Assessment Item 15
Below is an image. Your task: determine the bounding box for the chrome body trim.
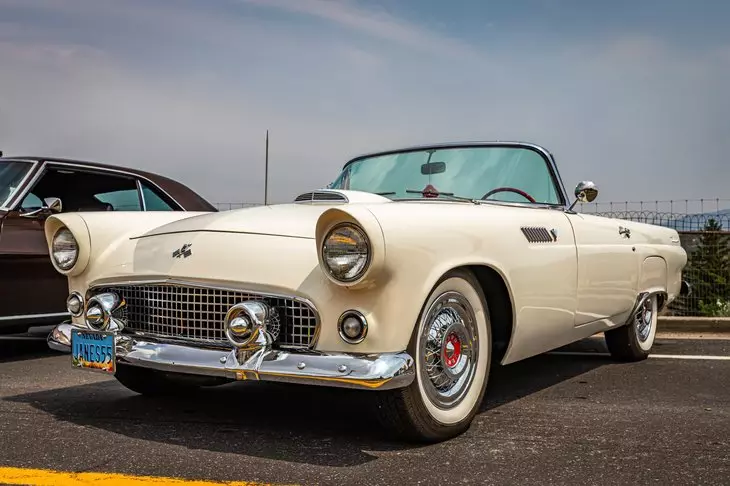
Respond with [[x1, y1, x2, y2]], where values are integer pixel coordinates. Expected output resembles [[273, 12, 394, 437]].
[[86, 278, 321, 349], [48, 322, 415, 391], [294, 190, 349, 204]]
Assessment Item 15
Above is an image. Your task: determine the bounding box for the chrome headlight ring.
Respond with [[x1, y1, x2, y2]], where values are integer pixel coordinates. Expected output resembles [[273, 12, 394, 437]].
[[321, 222, 371, 283], [51, 227, 79, 271]]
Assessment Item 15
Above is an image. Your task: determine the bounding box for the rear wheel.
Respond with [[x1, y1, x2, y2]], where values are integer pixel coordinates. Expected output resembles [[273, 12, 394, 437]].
[[605, 294, 658, 362], [114, 364, 230, 396], [373, 269, 492, 442]]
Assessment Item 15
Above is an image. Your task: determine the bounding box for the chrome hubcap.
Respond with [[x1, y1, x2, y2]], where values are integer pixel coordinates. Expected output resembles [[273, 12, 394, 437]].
[[636, 297, 654, 343], [419, 291, 478, 409]]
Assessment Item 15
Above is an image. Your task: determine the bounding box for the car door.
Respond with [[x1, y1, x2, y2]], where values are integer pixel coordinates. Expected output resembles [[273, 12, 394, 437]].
[[0, 205, 68, 326], [497, 206, 580, 363], [565, 212, 639, 326], [0, 163, 145, 328]]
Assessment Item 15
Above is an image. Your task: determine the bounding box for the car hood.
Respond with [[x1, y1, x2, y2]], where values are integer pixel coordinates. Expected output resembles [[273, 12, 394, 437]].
[[138, 190, 391, 239]]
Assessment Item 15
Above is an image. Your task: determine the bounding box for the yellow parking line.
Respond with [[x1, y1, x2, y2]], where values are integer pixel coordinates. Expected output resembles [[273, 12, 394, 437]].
[[0, 467, 288, 486]]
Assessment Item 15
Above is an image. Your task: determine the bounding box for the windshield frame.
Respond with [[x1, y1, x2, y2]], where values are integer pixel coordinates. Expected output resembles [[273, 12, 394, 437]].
[[338, 141, 570, 208], [0, 158, 39, 210]]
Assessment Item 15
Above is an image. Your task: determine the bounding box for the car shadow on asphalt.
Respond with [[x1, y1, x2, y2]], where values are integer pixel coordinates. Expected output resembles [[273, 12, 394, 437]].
[[3, 345, 613, 468], [0, 338, 56, 363]]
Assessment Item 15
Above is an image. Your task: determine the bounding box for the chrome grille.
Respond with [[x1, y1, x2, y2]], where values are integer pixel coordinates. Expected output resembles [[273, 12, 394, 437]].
[[93, 284, 318, 349]]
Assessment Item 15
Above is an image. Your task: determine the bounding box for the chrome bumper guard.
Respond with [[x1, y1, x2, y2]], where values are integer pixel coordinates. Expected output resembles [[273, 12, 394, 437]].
[[48, 323, 415, 391]]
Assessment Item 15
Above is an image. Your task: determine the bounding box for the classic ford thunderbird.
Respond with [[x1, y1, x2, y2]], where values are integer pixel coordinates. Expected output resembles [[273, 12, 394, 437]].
[[46, 142, 689, 442]]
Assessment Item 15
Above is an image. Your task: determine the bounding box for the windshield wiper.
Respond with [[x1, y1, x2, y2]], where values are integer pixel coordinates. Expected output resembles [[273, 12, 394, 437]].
[[375, 189, 481, 204], [405, 189, 480, 204]]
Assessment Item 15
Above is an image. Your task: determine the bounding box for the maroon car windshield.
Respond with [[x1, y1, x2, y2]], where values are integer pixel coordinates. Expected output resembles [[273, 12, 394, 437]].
[[0, 160, 34, 208]]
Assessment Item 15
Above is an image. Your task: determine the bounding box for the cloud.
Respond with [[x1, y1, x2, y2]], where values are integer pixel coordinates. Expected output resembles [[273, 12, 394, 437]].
[[238, 0, 479, 59], [0, 1, 728, 207]]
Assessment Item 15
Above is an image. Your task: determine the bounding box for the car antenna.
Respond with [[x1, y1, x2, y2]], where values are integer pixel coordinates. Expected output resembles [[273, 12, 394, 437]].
[[264, 129, 269, 206]]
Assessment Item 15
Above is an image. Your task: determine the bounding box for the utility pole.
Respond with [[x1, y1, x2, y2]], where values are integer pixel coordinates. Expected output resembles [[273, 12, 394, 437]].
[[264, 130, 269, 205]]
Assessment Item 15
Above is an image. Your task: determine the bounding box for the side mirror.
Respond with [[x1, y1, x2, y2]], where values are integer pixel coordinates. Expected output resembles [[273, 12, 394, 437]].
[[44, 197, 63, 213], [568, 181, 598, 211], [19, 197, 63, 218]]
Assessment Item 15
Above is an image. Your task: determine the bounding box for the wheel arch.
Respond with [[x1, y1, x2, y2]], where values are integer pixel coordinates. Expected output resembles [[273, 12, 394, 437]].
[[468, 265, 515, 363], [639, 255, 669, 312], [431, 263, 515, 364]]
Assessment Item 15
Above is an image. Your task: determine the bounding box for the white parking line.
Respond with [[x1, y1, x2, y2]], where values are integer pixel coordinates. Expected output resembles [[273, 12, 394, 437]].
[[548, 351, 730, 360], [648, 354, 730, 361]]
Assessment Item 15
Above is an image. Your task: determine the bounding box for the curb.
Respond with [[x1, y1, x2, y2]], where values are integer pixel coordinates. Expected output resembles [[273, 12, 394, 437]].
[[658, 317, 730, 333]]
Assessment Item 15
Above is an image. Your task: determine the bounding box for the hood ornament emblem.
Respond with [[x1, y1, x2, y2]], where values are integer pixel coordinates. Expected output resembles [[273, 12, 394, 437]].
[[172, 243, 192, 259]]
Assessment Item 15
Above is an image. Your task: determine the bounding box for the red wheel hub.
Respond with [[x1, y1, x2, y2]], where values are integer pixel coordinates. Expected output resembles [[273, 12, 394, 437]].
[[443, 332, 462, 368]]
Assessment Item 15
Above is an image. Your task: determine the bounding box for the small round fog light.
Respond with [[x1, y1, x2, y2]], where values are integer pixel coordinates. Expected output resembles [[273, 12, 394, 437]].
[[66, 292, 84, 317], [338, 311, 367, 344]]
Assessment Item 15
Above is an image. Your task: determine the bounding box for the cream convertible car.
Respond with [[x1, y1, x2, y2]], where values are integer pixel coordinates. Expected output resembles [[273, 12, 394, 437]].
[[46, 142, 689, 442]]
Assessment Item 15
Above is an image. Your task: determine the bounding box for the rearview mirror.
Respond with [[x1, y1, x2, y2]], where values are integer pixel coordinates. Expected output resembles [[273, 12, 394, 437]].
[[421, 161, 446, 175], [568, 181, 598, 211]]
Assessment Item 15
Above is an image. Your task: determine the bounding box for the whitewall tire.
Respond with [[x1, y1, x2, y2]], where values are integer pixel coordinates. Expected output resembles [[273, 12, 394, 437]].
[[605, 293, 658, 362], [374, 268, 492, 442]]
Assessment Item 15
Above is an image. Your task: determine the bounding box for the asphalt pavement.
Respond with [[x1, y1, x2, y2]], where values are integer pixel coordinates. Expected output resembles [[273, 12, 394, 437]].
[[0, 334, 728, 485]]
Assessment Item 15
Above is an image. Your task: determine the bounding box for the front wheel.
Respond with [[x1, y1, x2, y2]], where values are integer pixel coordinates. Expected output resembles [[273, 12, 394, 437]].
[[605, 294, 658, 362], [373, 269, 492, 442]]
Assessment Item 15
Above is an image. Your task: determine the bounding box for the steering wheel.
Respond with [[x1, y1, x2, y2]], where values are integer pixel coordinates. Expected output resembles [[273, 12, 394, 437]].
[[481, 187, 536, 203]]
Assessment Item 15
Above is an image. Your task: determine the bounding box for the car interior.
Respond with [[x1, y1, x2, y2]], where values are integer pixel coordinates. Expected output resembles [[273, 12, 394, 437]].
[[18, 166, 144, 213]]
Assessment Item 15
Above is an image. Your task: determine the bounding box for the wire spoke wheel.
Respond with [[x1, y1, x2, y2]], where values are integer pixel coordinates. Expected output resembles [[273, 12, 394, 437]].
[[418, 291, 479, 410], [635, 297, 654, 343]]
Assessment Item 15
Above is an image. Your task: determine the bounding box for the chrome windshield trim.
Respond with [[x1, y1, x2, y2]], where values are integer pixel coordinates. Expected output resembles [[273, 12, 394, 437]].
[[340, 141, 570, 208], [136, 179, 147, 211], [0, 158, 40, 210]]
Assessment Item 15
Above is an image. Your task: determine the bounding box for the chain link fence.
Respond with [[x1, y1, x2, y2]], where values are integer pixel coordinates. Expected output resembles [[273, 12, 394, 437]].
[[584, 199, 730, 317], [214, 198, 730, 317]]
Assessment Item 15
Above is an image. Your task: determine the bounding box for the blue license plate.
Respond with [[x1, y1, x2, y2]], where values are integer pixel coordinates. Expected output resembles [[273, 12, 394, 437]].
[[70, 330, 116, 374]]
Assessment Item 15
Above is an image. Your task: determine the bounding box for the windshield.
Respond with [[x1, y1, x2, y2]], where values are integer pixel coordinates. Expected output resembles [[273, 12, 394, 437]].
[[0, 160, 33, 208], [329, 146, 563, 205]]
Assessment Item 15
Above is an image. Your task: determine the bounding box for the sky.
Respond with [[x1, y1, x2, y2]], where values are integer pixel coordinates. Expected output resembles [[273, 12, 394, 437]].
[[1, 0, 729, 206]]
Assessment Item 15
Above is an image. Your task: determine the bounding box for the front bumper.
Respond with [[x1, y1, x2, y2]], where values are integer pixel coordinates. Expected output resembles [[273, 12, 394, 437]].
[[48, 323, 415, 391]]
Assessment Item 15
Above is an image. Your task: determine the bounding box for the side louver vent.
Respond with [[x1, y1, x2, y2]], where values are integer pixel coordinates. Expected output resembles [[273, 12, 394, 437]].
[[294, 191, 349, 203], [521, 226, 556, 243]]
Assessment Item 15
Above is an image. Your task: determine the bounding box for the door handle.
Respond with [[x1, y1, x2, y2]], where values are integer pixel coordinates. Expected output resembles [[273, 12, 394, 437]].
[[619, 226, 631, 238]]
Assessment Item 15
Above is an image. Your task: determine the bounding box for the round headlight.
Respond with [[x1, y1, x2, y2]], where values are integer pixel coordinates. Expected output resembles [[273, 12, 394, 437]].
[[52, 227, 79, 271], [322, 223, 370, 282]]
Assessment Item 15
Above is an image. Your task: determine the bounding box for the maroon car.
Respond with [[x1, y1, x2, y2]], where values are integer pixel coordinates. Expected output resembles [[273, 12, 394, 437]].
[[0, 155, 216, 334]]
